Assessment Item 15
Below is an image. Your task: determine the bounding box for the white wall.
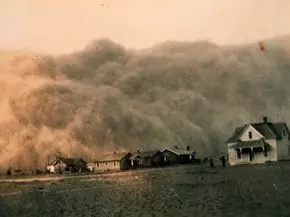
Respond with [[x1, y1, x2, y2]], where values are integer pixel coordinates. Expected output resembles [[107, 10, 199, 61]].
[[88, 164, 95, 172], [47, 165, 55, 173], [228, 143, 238, 166], [239, 125, 263, 141], [276, 137, 290, 160], [264, 139, 277, 162], [94, 161, 121, 171], [227, 139, 278, 166], [47, 161, 67, 173]]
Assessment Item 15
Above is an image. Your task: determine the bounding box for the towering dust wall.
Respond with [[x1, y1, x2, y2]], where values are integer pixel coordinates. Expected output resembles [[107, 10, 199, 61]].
[[0, 36, 290, 169]]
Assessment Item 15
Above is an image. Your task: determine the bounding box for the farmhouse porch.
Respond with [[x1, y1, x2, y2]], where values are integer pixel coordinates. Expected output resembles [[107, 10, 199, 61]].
[[230, 140, 270, 164]]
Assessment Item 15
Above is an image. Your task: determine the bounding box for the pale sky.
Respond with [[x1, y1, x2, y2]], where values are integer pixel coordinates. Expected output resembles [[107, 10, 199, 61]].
[[0, 0, 290, 54]]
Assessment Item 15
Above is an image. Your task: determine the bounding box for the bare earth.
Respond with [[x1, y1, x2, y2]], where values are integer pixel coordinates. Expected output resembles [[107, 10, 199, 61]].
[[1, 163, 290, 217]]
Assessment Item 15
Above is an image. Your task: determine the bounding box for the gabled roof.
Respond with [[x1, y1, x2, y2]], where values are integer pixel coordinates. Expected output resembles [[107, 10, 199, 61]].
[[95, 152, 131, 162], [129, 153, 142, 160], [226, 121, 289, 143], [130, 150, 161, 160], [53, 157, 87, 166], [161, 147, 192, 155], [141, 150, 161, 157], [226, 126, 248, 143]]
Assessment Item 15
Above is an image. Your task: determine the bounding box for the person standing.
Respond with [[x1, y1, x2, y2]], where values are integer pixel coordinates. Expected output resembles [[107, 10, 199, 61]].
[[209, 156, 215, 168], [220, 155, 226, 168]]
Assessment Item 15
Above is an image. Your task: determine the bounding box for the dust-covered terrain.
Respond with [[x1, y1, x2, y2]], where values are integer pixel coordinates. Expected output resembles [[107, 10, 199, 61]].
[[1, 163, 290, 217], [0, 35, 290, 169]]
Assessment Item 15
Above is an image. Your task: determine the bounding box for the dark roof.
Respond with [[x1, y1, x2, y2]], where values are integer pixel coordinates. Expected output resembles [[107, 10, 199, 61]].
[[226, 126, 246, 143], [268, 122, 290, 139], [161, 147, 192, 155], [141, 150, 161, 157], [130, 150, 161, 160], [230, 140, 271, 149], [54, 157, 87, 166], [251, 123, 276, 139], [95, 152, 131, 162], [226, 121, 289, 143]]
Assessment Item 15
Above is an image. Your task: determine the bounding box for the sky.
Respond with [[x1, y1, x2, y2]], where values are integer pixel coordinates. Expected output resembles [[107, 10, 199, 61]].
[[0, 0, 290, 54]]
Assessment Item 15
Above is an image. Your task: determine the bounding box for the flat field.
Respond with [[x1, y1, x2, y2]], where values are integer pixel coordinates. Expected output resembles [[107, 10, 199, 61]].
[[1, 163, 290, 217]]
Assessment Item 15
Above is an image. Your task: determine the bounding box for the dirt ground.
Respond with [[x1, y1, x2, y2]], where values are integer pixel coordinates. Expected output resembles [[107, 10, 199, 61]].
[[1, 163, 290, 217]]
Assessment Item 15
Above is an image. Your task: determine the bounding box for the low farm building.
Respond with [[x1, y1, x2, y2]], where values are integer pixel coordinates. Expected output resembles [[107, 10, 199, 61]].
[[130, 150, 163, 168], [226, 116, 290, 166], [89, 152, 132, 172], [161, 146, 195, 165], [46, 157, 88, 173]]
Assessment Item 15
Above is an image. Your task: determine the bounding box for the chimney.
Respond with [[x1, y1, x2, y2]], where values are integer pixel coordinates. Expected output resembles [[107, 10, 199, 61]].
[[186, 146, 190, 151], [263, 116, 268, 123]]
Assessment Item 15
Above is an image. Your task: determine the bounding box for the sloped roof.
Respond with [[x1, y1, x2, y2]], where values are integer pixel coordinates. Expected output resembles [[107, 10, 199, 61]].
[[268, 122, 290, 139], [230, 139, 271, 149], [141, 150, 161, 157], [251, 123, 276, 139], [161, 147, 192, 155], [226, 126, 246, 143], [226, 121, 289, 143], [95, 152, 131, 162], [130, 150, 161, 160], [53, 157, 87, 166], [129, 153, 142, 160]]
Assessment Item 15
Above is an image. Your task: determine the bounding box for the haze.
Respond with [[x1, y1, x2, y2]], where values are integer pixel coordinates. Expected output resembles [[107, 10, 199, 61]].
[[1, 0, 290, 54]]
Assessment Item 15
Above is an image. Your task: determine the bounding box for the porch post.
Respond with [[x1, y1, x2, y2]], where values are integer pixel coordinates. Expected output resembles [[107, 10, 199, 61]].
[[251, 147, 254, 161]]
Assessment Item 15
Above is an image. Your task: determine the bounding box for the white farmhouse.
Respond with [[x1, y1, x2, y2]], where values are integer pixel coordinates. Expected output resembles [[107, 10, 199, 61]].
[[226, 117, 290, 166]]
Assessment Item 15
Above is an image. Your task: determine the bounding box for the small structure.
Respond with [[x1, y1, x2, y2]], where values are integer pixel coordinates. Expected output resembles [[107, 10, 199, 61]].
[[46, 157, 88, 174], [6, 167, 26, 176], [226, 116, 290, 166], [87, 162, 96, 172], [130, 150, 163, 168], [129, 152, 143, 168], [90, 152, 132, 172], [161, 146, 194, 165]]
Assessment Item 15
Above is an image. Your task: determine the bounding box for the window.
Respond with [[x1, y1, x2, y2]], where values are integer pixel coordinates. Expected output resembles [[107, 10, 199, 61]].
[[248, 132, 252, 139], [114, 161, 116, 166], [236, 149, 241, 159], [97, 162, 99, 168]]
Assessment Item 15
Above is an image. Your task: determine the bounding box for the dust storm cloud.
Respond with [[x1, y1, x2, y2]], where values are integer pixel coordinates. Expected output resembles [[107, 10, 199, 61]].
[[0, 36, 290, 170]]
